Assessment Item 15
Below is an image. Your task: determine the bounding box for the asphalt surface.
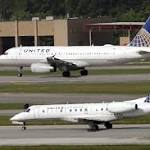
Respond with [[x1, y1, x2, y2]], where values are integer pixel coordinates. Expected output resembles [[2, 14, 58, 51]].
[[0, 93, 140, 104], [0, 124, 150, 145], [0, 74, 150, 84], [0, 66, 149, 145]]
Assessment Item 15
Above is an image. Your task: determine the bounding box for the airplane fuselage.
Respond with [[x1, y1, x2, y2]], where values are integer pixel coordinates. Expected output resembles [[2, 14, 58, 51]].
[[10, 97, 150, 123], [0, 45, 149, 67]]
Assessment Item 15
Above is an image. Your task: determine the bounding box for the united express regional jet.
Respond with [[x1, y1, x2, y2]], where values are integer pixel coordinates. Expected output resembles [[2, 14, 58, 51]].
[[0, 17, 150, 77], [10, 94, 150, 131]]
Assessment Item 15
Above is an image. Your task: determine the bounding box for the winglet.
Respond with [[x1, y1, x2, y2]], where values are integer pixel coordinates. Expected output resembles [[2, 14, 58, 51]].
[[129, 17, 150, 47]]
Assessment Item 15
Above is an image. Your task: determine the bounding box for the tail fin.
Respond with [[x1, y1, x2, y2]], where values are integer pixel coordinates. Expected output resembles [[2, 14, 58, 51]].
[[129, 17, 150, 47]]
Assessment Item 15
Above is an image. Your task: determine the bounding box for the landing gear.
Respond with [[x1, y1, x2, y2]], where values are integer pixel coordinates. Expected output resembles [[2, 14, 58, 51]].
[[104, 122, 112, 129], [80, 69, 88, 76], [62, 71, 70, 77], [17, 66, 23, 77], [88, 122, 99, 131], [53, 66, 57, 72], [22, 122, 26, 130]]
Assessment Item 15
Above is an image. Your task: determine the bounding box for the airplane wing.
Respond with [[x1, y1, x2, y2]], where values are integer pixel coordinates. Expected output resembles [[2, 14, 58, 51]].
[[61, 115, 108, 123], [47, 56, 87, 71]]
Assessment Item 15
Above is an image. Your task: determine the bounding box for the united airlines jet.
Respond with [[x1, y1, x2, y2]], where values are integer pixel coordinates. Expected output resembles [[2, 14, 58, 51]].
[[10, 94, 150, 131], [0, 17, 150, 77]]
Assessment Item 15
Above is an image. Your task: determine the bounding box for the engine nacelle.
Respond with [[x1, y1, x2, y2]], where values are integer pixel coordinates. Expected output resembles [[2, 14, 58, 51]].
[[31, 63, 54, 73], [108, 102, 138, 113]]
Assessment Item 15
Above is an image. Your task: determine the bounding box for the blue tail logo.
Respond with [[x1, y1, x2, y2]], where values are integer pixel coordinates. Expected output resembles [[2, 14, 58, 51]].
[[129, 17, 150, 47]]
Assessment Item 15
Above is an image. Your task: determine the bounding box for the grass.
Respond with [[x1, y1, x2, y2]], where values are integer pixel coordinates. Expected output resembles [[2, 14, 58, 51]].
[[0, 103, 25, 110], [0, 145, 150, 150], [0, 82, 150, 94], [1, 68, 150, 76], [114, 114, 150, 124], [89, 68, 150, 75]]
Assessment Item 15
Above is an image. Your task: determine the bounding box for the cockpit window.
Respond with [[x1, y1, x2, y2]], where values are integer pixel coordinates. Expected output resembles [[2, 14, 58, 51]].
[[25, 108, 30, 112]]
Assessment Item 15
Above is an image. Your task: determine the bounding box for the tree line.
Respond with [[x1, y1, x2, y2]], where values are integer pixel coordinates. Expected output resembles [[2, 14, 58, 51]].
[[0, 0, 149, 21]]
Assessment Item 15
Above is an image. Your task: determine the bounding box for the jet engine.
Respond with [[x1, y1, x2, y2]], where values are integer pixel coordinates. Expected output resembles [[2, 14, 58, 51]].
[[107, 102, 138, 113], [31, 63, 54, 73]]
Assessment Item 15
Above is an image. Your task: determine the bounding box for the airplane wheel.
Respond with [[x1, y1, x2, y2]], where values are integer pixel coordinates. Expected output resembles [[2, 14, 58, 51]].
[[17, 66, 23, 77], [22, 122, 26, 130], [62, 71, 70, 77], [104, 122, 112, 129], [80, 70, 88, 76], [22, 126, 26, 130], [88, 122, 99, 131], [17, 73, 22, 77]]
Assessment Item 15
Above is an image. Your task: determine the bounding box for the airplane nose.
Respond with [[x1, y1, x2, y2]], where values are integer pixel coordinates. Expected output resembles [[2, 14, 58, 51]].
[[10, 113, 24, 121], [10, 115, 19, 121]]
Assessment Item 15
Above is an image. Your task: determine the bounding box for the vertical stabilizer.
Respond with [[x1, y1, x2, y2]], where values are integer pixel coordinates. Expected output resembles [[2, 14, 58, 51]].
[[129, 17, 150, 47]]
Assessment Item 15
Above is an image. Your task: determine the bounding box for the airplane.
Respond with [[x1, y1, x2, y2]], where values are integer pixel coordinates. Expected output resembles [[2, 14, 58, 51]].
[[10, 94, 150, 131], [0, 17, 150, 77]]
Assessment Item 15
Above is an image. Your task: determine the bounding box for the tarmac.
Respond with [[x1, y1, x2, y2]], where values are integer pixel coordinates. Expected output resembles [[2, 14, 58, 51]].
[[0, 66, 149, 145], [0, 74, 149, 84], [0, 124, 150, 145]]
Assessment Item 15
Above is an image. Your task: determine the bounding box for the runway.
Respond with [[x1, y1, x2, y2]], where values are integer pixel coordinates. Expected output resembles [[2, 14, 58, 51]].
[[0, 93, 140, 104], [0, 124, 150, 145], [0, 74, 150, 84]]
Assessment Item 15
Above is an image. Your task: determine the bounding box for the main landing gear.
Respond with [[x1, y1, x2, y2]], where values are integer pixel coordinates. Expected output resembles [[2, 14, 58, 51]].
[[88, 121, 112, 131], [104, 122, 113, 129], [62, 71, 71, 77], [88, 122, 99, 131], [80, 69, 88, 76], [17, 66, 23, 77], [62, 69, 88, 77]]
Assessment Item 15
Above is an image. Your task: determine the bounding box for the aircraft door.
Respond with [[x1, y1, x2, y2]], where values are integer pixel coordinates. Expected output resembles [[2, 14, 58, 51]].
[[33, 107, 42, 119]]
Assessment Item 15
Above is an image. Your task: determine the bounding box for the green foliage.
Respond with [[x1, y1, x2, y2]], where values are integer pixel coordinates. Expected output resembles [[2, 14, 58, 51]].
[[0, 145, 150, 150], [0, 82, 149, 94], [0, 0, 149, 21]]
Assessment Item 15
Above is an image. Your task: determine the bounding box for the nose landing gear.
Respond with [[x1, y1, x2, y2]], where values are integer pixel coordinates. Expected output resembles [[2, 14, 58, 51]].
[[17, 66, 23, 77], [22, 122, 26, 130]]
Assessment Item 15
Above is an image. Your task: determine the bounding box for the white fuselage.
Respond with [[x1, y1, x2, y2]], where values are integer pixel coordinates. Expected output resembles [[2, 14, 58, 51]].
[[0, 45, 149, 67], [10, 97, 150, 124]]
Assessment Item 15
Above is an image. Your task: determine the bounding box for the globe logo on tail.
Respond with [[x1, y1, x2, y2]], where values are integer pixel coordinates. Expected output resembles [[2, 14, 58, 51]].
[[129, 17, 150, 47]]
